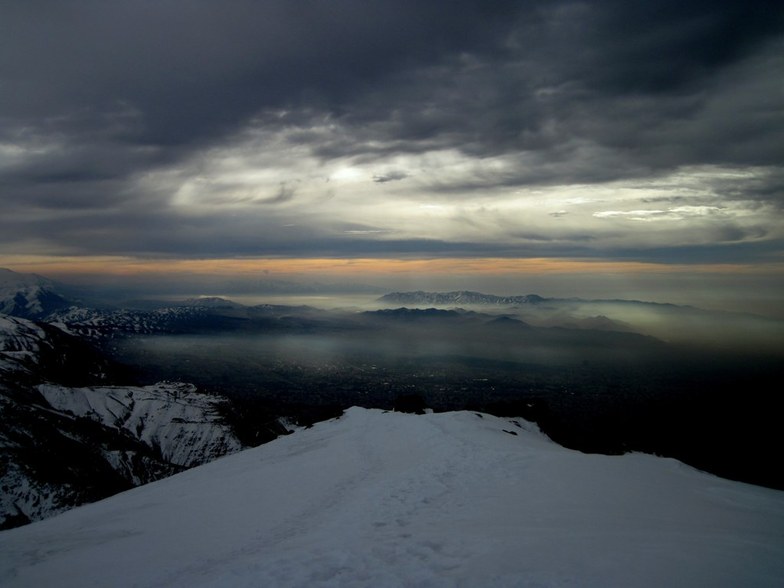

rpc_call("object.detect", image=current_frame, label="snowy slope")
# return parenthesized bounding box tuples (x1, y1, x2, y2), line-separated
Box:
(0, 268, 70, 319)
(47, 305, 216, 339)
(1, 408, 782, 587)
(37, 382, 242, 467)
(0, 314, 49, 374)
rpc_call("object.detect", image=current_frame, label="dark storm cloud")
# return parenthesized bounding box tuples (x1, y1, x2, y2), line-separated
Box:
(298, 1, 783, 191)
(0, 0, 782, 261)
(6, 195, 774, 265)
(0, 206, 493, 258)
(706, 168, 784, 206)
(606, 238, 784, 265)
(0, 1, 516, 147)
(0, 0, 521, 218)
(373, 171, 409, 184)
(4, 1, 779, 165)
(535, 0, 783, 94)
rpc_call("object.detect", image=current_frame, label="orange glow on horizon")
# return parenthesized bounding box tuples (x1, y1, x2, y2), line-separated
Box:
(3, 255, 783, 279)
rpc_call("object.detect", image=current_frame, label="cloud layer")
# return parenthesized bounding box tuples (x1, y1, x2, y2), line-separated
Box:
(1, 1, 783, 265)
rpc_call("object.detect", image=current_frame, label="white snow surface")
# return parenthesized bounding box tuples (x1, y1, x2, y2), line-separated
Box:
(0, 314, 47, 369)
(1, 407, 782, 588)
(36, 382, 243, 467)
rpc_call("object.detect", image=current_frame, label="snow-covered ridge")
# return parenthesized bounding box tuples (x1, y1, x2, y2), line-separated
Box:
(0, 267, 240, 339)
(0, 315, 48, 373)
(1, 315, 247, 529)
(37, 382, 242, 467)
(1, 407, 782, 587)
(48, 305, 214, 339)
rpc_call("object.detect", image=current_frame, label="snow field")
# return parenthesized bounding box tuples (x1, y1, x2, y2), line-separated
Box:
(0, 407, 782, 587)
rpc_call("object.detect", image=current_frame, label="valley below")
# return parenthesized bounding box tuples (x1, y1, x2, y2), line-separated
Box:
(110, 323, 783, 491)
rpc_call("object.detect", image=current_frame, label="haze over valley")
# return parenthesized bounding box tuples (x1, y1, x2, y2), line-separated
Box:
(2, 266, 782, 530)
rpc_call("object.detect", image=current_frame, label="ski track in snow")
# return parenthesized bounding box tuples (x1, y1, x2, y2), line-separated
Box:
(1, 408, 783, 587)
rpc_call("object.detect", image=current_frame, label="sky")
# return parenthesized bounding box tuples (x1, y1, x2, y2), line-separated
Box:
(1, 1, 783, 307)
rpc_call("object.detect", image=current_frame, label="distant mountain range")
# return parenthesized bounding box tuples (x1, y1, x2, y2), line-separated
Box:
(377, 290, 688, 309)
(378, 290, 546, 306)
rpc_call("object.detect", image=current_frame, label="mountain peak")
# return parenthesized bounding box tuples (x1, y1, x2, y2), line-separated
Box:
(0, 268, 70, 319)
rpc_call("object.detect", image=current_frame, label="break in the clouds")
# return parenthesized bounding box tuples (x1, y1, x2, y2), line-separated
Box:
(1, 0, 783, 264)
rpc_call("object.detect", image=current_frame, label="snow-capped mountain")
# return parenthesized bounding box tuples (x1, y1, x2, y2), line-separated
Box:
(178, 296, 247, 309)
(0, 315, 245, 529)
(0, 269, 252, 340)
(47, 305, 219, 339)
(379, 290, 546, 306)
(0, 269, 71, 319)
(1, 407, 782, 587)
